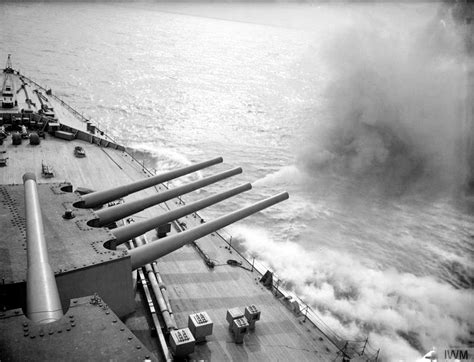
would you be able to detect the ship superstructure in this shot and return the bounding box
[1,56,15,109]
[0,56,379,361]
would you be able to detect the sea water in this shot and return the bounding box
[2,2,472,360]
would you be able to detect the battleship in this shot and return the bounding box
[0,55,380,361]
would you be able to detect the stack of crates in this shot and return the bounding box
[226,308,248,344]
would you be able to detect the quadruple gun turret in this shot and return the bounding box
[21,157,288,324]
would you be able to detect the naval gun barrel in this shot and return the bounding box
[92,167,242,227]
[111,183,252,246]
[23,173,63,324]
[77,157,223,209]
[129,192,289,270]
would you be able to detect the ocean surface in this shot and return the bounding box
[2,2,473,360]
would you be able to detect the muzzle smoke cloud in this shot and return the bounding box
[249,4,473,361]
[299,5,471,196]
[230,224,473,362]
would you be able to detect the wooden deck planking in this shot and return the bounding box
[158,233,338,361]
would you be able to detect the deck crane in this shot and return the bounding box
[17,79,34,110]
[33,89,54,117]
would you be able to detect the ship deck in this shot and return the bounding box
[0,70,351,361]
[0,133,340,361]
[159,232,337,361]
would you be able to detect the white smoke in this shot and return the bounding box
[230,224,473,362]
[299,5,470,196]
[252,165,306,187]
[127,142,203,186]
